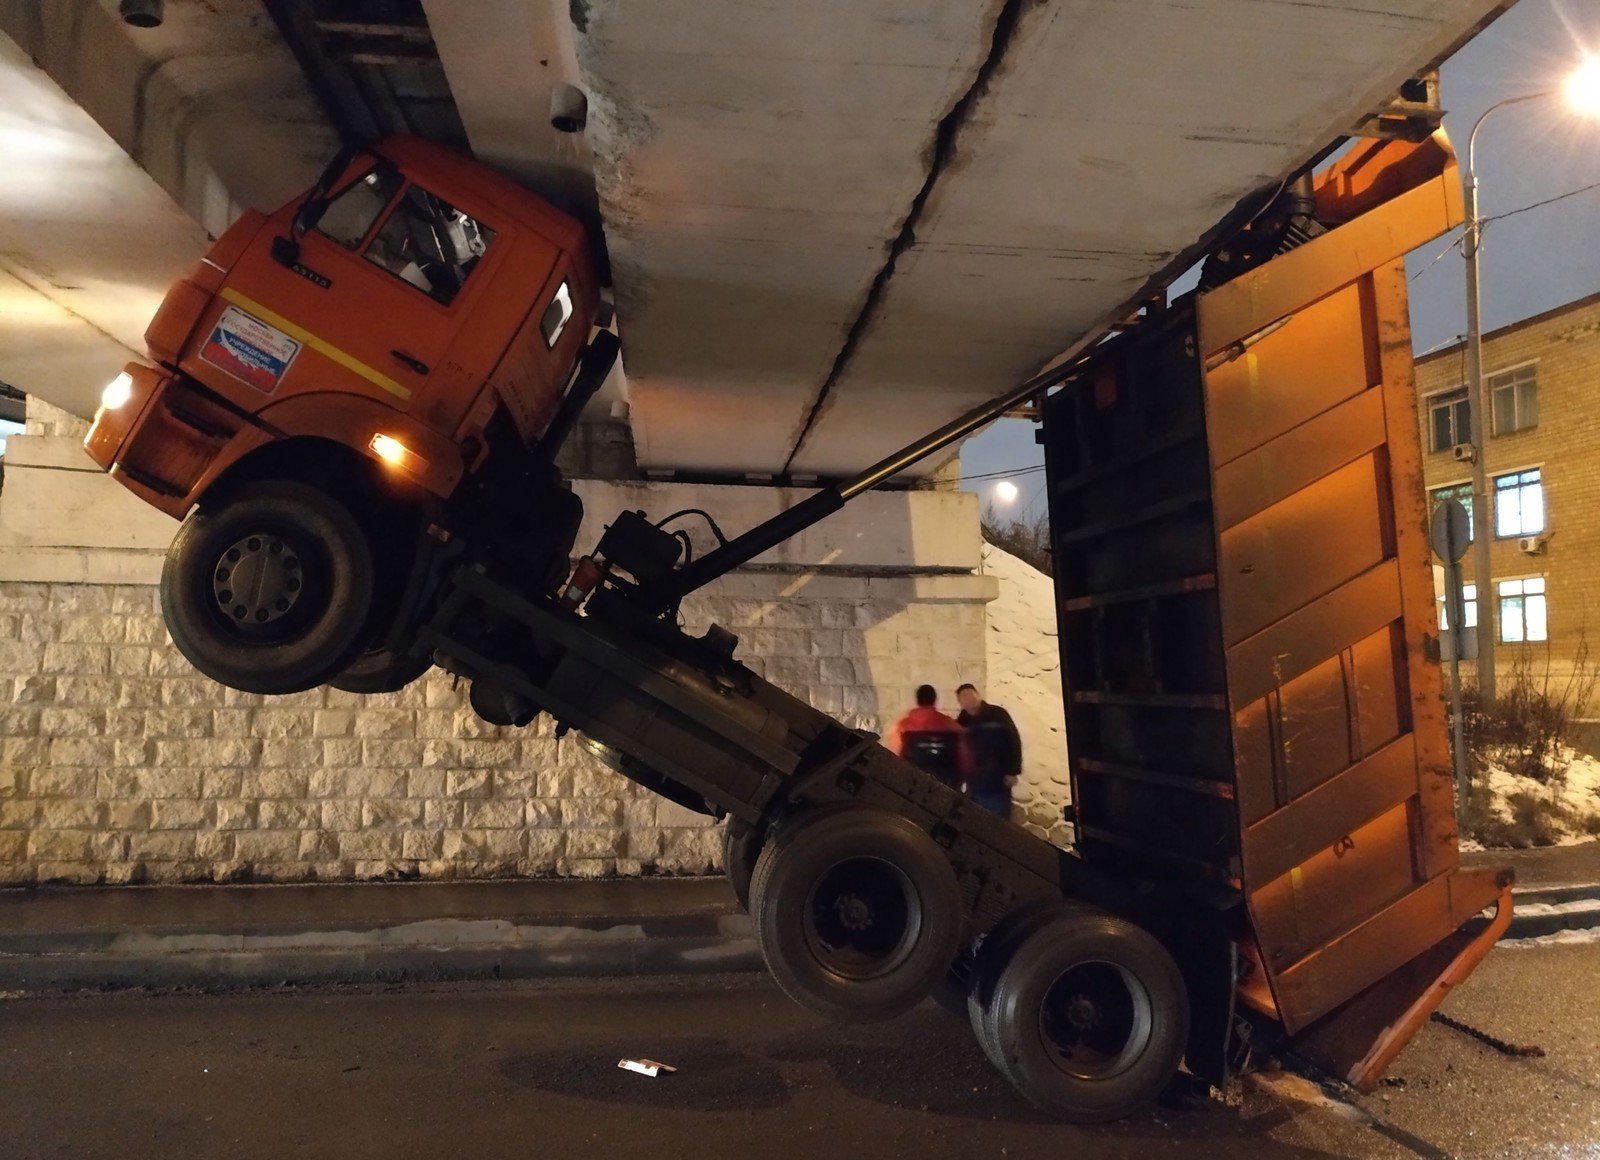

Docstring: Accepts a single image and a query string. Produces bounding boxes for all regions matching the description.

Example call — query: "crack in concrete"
[778,0,1036,479]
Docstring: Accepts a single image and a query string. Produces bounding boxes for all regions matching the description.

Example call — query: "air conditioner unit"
[1452,443,1476,463]
[1518,534,1547,555]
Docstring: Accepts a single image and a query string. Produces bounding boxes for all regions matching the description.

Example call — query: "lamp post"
[1459,58,1600,702]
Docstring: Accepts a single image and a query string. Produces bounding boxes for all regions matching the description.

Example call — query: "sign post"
[1430,499,1473,815]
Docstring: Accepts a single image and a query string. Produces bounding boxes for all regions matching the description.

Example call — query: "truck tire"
[722,818,763,912]
[161,481,375,695]
[749,807,962,1023]
[981,908,1189,1122]
[327,645,433,695]
[965,900,1076,1038]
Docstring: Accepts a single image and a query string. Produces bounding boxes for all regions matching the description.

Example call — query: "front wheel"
[327,645,433,695]
[160,481,375,695]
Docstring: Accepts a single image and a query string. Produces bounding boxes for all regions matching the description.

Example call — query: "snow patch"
[980,544,1070,832]
[1502,924,1600,948]
[1476,747,1600,846]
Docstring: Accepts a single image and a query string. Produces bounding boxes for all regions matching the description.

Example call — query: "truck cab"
[84,137,613,696]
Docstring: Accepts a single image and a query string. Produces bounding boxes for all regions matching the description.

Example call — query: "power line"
[959,464,1047,483]
[1481,179,1600,226]
[1411,230,1465,282]
[1410,178,1600,284]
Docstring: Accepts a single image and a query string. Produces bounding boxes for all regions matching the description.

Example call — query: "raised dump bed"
[390,134,1511,1120]
[1043,132,1511,1086]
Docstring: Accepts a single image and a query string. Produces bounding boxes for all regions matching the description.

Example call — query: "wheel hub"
[1040,960,1152,1082]
[1066,995,1100,1029]
[212,534,304,626]
[803,855,918,982]
[834,893,874,931]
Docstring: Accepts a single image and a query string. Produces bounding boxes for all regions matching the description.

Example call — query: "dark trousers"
[969,787,1012,819]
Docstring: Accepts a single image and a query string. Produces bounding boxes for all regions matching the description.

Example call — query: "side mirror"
[290,197,328,239]
[291,142,361,238]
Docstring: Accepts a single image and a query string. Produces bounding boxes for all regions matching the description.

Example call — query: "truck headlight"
[100,372,134,411]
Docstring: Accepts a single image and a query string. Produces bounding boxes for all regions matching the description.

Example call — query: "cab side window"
[316,166,402,249]
[364,184,496,307]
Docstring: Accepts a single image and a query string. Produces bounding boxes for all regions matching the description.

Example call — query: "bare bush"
[1453,635,1599,847]
[1460,636,1598,784]
[982,506,1053,576]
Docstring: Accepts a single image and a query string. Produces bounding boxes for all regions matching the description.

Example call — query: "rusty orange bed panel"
[1041,132,1509,1083]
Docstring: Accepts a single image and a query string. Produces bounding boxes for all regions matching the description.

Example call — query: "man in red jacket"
[887,685,971,791]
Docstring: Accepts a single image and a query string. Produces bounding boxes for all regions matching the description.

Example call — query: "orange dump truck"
[84,136,617,696]
[85,124,1507,1121]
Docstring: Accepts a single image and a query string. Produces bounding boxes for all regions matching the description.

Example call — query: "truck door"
[231,165,499,418]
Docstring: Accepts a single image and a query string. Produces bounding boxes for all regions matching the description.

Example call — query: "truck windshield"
[316,165,402,249]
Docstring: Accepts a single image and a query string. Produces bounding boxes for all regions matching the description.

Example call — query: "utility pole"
[1458,63,1600,700]
[1458,89,1562,701]
[1460,152,1496,701]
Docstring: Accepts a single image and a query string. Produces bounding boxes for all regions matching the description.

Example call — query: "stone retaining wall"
[0,571,987,885]
[0,403,996,884]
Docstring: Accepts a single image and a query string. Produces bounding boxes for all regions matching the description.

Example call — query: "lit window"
[1494,468,1544,538]
[1429,388,1471,453]
[1429,482,1474,542]
[1498,577,1547,643]
[1438,582,1477,632]
[1490,364,1538,436]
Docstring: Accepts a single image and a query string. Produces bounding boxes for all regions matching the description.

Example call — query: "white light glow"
[993,479,1019,504]
[99,371,133,411]
[1566,57,1600,117]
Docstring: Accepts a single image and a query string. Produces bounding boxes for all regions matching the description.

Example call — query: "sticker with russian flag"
[200,305,301,394]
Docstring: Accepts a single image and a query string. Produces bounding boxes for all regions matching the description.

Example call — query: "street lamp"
[1565,58,1600,115]
[1460,55,1600,701]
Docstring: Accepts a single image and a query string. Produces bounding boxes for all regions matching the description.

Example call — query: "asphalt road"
[0,941,1591,1160]
[1349,939,1600,1158]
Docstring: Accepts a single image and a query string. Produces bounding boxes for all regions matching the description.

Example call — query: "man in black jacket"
[955,683,1022,818]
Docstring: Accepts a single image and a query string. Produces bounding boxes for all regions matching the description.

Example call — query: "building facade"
[1415,290,1600,686]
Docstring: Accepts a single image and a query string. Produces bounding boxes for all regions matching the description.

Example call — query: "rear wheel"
[980,908,1189,1122]
[967,901,1080,1048]
[749,807,962,1023]
[160,481,374,695]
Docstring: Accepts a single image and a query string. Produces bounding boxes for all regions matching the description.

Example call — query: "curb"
[3,868,1591,991]
[0,878,762,992]
[1504,883,1600,941]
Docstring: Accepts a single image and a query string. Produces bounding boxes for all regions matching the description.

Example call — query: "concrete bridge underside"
[0,0,1508,478]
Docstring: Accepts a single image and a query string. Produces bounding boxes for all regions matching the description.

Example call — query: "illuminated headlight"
[369,433,426,475]
[100,372,134,412]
